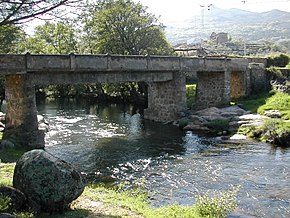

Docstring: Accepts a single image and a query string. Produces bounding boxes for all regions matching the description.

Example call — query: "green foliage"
[259,119,290,143]
[0,194,11,212]
[22,21,78,54]
[257,92,290,119]
[267,66,285,79]
[85,183,238,218]
[82,0,172,55]
[186,84,196,109]
[237,125,259,138]
[195,187,239,218]
[0,24,25,53]
[237,92,272,113]
[0,162,238,217]
[0,163,15,186]
[150,204,199,218]
[267,53,290,67]
[206,119,230,132]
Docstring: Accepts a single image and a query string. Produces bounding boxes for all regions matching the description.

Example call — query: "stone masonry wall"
[3,74,44,148]
[249,63,271,94]
[195,71,231,110]
[144,72,186,122]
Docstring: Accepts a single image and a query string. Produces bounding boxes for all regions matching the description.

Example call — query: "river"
[37,99,290,217]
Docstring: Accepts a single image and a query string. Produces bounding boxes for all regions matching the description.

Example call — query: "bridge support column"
[144,72,186,122]
[3,74,44,148]
[195,70,231,110]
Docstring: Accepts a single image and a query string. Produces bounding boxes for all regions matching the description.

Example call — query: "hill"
[165,7,290,47]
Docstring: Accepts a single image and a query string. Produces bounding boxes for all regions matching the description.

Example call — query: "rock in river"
[13,149,85,213]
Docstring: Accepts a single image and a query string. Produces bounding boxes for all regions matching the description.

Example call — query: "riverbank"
[0,160,238,218]
[179,89,290,148]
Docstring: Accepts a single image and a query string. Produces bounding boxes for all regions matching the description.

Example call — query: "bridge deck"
[0,54,230,75]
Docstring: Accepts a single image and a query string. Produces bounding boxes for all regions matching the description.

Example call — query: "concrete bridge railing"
[0,54,267,148]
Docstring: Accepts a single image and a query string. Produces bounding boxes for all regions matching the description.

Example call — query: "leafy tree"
[82,0,172,55]
[0,0,79,26]
[23,21,78,54]
[0,24,25,53]
[79,0,173,104]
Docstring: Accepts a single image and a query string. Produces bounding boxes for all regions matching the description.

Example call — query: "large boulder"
[13,149,85,213]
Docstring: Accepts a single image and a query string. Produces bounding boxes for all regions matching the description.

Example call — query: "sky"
[136,0,290,22]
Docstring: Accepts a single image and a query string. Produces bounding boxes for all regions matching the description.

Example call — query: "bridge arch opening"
[35,82,148,106]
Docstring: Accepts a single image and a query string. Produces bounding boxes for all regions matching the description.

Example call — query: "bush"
[267,54,290,67]
[195,187,239,218]
[259,119,290,147]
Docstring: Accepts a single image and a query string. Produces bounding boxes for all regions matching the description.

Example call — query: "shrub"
[267,66,284,79]
[267,54,290,67]
[206,119,230,132]
[259,119,290,147]
[195,187,239,218]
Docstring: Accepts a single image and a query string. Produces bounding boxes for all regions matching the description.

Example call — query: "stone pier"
[3,74,44,148]
[144,72,186,122]
[195,70,231,110]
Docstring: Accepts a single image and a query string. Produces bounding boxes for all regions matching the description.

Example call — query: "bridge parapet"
[0,54,232,74]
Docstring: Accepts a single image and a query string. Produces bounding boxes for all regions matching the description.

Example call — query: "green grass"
[0,163,15,186]
[237,91,290,145]
[0,194,11,212]
[84,183,238,218]
[236,92,272,113]
[0,162,238,218]
[257,92,290,119]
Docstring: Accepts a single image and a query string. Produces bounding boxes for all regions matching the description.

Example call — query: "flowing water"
[38,99,290,217]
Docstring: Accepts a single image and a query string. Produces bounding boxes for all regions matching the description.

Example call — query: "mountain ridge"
[165,8,290,46]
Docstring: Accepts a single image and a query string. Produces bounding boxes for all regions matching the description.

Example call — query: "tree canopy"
[0,0,78,26]
[0,24,25,53]
[82,0,172,55]
[24,21,78,54]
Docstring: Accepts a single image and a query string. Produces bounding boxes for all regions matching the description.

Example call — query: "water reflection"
[38,99,290,218]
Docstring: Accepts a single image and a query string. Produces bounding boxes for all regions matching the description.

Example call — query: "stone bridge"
[0,54,268,148]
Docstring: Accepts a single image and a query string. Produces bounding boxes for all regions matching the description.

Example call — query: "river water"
[38,99,290,217]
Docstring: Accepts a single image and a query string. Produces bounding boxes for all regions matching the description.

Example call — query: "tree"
[0,24,25,53]
[80,0,172,104]
[82,0,172,55]
[23,21,78,54]
[20,21,80,98]
[0,0,79,26]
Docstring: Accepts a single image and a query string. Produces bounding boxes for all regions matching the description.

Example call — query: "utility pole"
[200,4,213,47]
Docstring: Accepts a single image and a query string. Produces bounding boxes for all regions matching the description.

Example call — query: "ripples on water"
[38,100,290,217]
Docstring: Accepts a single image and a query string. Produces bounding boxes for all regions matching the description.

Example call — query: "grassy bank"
[237,91,290,146]
[0,160,238,218]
